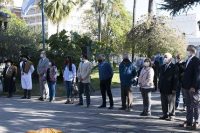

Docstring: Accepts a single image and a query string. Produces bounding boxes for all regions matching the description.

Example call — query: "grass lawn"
[1,67,120,97]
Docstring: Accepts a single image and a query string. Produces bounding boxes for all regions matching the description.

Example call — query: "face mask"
[187,51,193,57]
[163,58,169,64]
[40,54,44,58]
[143,62,150,67]
[49,62,52,66]
[7,63,11,66]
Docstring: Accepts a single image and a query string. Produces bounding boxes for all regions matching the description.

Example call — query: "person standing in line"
[180,45,200,130]
[20,55,35,99]
[47,61,58,102]
[138,58,155,116]
[119,54,137,111]
[97,54,114,109]
[77,54,92,107]
[37,51,49,101]
[175,54,186,110]
[158,53,178,121]
[2,59,17,98]
[63,57,76,104]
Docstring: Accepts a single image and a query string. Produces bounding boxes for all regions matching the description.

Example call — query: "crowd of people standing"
[0,44,200,130]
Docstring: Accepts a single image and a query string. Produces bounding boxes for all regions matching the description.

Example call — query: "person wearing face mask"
[37,51,49,101]
[158,53,178,121]
[97,54,114,109]
[119,54,137,111]
[180,45,200,130]
[47,61,58,102]
[138,58,154,116]
[20,55,35,99]
[175,54,186,110]
[77,54,92,107]
[63,57,76,104]
[2,59,17,98]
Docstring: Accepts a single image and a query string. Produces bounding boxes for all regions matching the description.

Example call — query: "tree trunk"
[131,0,137,62]
[148,0,153,17]
[56,23,59,35]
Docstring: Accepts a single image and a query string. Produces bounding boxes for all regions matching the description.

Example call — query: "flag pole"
[41,0,45,50]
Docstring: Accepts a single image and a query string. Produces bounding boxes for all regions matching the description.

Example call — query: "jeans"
[176,82,186,108]
[65,81,73,98]
[78,82,90,105]
[48,81,56,101]
[100,78,114,107]
[141,88,151,113]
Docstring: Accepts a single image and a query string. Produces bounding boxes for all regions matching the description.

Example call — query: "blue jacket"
[98,61,113,81]
[119,61,137,87]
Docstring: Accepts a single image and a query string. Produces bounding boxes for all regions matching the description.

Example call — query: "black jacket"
[158,63,178,94]
[175,62,186,84]
[182,56,200,90]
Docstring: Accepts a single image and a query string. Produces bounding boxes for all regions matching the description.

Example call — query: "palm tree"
[148,0,154,17]
[44,0,77,34]
[131,0,137,61]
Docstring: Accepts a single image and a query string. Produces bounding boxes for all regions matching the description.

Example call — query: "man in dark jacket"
[158,53,178,121]
[175,54,186,110]
[180,45,200,130]
[119,54,137,111]
[98,54,114,109]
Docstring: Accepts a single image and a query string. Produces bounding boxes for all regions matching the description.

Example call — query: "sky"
[15,0,200,17]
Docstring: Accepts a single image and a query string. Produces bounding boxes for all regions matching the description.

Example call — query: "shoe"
[140,112,145,116]
[119,107,126,110]
[127,108,133,112]
[159,115,168,120]
[166,116,175,121]
[140,112,151,116]
[191,122,199,130]
[38,97,43,101]
[65,100,70,104]
[21,96,26,99]
[98,105,106,108]
[76,103,83,106]
[7,95,12,98]
[108,106,113,109]
[27,97,31,99]
[179,121,192,127]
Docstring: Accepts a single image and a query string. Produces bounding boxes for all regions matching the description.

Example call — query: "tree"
[161,0,200,15]
[83,0,132,57]
[127,16,186,57]
[148,0,154,16]
[0,9,40,64]
[43,0,78,34]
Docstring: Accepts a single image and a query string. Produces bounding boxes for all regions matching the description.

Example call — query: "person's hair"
[66,56,73,71]
[82,54,88,60]
[50,61,56,66]
[144,58,152,67]
[98,54,105,60]
[176,54,182,60]
[187,45,197,54]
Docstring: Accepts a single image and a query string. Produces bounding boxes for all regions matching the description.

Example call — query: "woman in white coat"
[20,55,35,99]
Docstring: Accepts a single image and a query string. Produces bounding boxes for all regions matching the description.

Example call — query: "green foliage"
[127,16,187,57]
[161,0,200,15]
[83,0,132,55]
[0,9,40,64]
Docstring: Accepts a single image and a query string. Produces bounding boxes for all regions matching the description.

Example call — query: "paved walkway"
[0,88,199,133]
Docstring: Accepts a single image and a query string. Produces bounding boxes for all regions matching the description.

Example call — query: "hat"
[4,59,13,64]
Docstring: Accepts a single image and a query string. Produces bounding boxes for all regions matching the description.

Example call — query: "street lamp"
[0,11,10,31]
[98,0,107,42]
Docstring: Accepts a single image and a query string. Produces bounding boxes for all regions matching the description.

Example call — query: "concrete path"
[0,88,199,133]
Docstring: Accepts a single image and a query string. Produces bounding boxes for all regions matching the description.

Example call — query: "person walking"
[175,54,186,110]
[138,58,155,116]
[119,54,137,111]
[97,54,114,109]
[63,57,76,104]
[47,61,58,102]
[20,55,35,99]
[77,54,92,107]
[37,51,49,101]
[158,53,178,121]
[180,45,200,130]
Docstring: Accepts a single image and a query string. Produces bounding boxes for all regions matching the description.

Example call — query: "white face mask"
[143,62,150,67]
[187,51,193,58]
[163,58,169,64]
[49,62,52,66]
[40,54,44,58]
[7,63,11,66]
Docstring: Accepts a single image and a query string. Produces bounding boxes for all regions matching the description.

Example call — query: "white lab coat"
[20,61,35,90]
